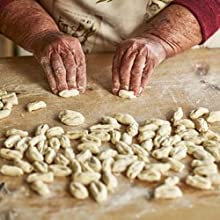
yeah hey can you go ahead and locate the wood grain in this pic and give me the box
[0,48,220,220]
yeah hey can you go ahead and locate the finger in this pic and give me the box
[41,58,58,94]
[61,52,77,89]
[119,50,137,91]
[74,51,87,93]
[130,49,147,96]
[140,61,154,91]
[51,53,68,91]
[112,48,126,94]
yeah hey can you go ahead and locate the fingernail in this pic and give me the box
[52,89,58,95]
[138,87,143,96]
[78,86,86,93]
[123,86,129,90]
[112,88,119,95]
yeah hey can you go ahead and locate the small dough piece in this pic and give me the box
[59,89,79,98]
[152,146,172,160]
[49,164,72,177]
[126,161,145,179]
[69,181,89,199]
[76,150,92,163]
[98,148,118,160]
[89,181,108,203]
[154,184,183,199]
[114,113,137,125]
[102,157,114,172]
[115,141,134,155]
[174,119,195,129]
[4,135,21,148]
[0,148,23,160]
[112,156,137,173]
[77,142,101,154]
[101,116,121,130]
[27,101,47,112]
[14,159,33,173]
[31,180,50,197]
[26,146,44,162]
[102,171,118,192]
[190,107,209,119]
[118,90,136,99]
[165,158,185,172]
[73,171,101,185]
[164,176,180,186]
[46,126,64,138]
[6,128,28,137]
[84,156,102,172]
[172,107,184,122]
[1,92,18,105]
[0,109,11,119]
[26,172,54,183]
[59,110,85,126]
[121,132,133,145]
[0,165,23,176]
[138,169,161,182]
[186,175,212,190]
[0,101,4,109]
[194,118,209,133]
[0,88,7,97]
[35,124,50,136]
[206,111,220,123]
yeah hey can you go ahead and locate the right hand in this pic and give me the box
[33,32,86,94]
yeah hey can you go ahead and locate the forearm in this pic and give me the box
[141,4,203,58]
[0,0,60,53]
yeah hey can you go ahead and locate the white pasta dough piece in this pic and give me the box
[186,175,212,190]
[114,113,137,125]
[138,169,161,182]
[31,180,50,197]
[0,88,7,97]
[69,181,89,199]
[172,107,183,122]
[26,172,54,183]
[0,148,23,160]
[73,171,101,185]
[154,184,183,199]
[206,111,220,123]
[4,135,21,148]
[0,165,23,176]
[46,127,64,138]
[59,89,79,98]
[59,110,85,126]
[0,109,11,119]
[118,90,136,99]
[126,161,145,179]
[194,118,209,133]
[102,171,118,192]
[14,159,33,173]
[6,128,28,137]
[27,101,47,112]
[190,107,209,119]
[1,92,18,105]
[89,181,108,203]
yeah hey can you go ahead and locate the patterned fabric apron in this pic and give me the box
[38,0,220,52]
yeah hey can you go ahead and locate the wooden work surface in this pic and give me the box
[0,49,220,220]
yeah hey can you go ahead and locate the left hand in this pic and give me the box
[112,36,167,96]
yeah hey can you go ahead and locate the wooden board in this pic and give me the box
[0,48,220,220]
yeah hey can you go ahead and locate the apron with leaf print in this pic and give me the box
[38,0,173,53]
[38,0,220,53]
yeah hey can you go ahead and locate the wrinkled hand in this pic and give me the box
[112,36,167,96]
[33,32,86,94]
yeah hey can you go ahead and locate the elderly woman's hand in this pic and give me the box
[112,36,167,96]
[33,32,86,94]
